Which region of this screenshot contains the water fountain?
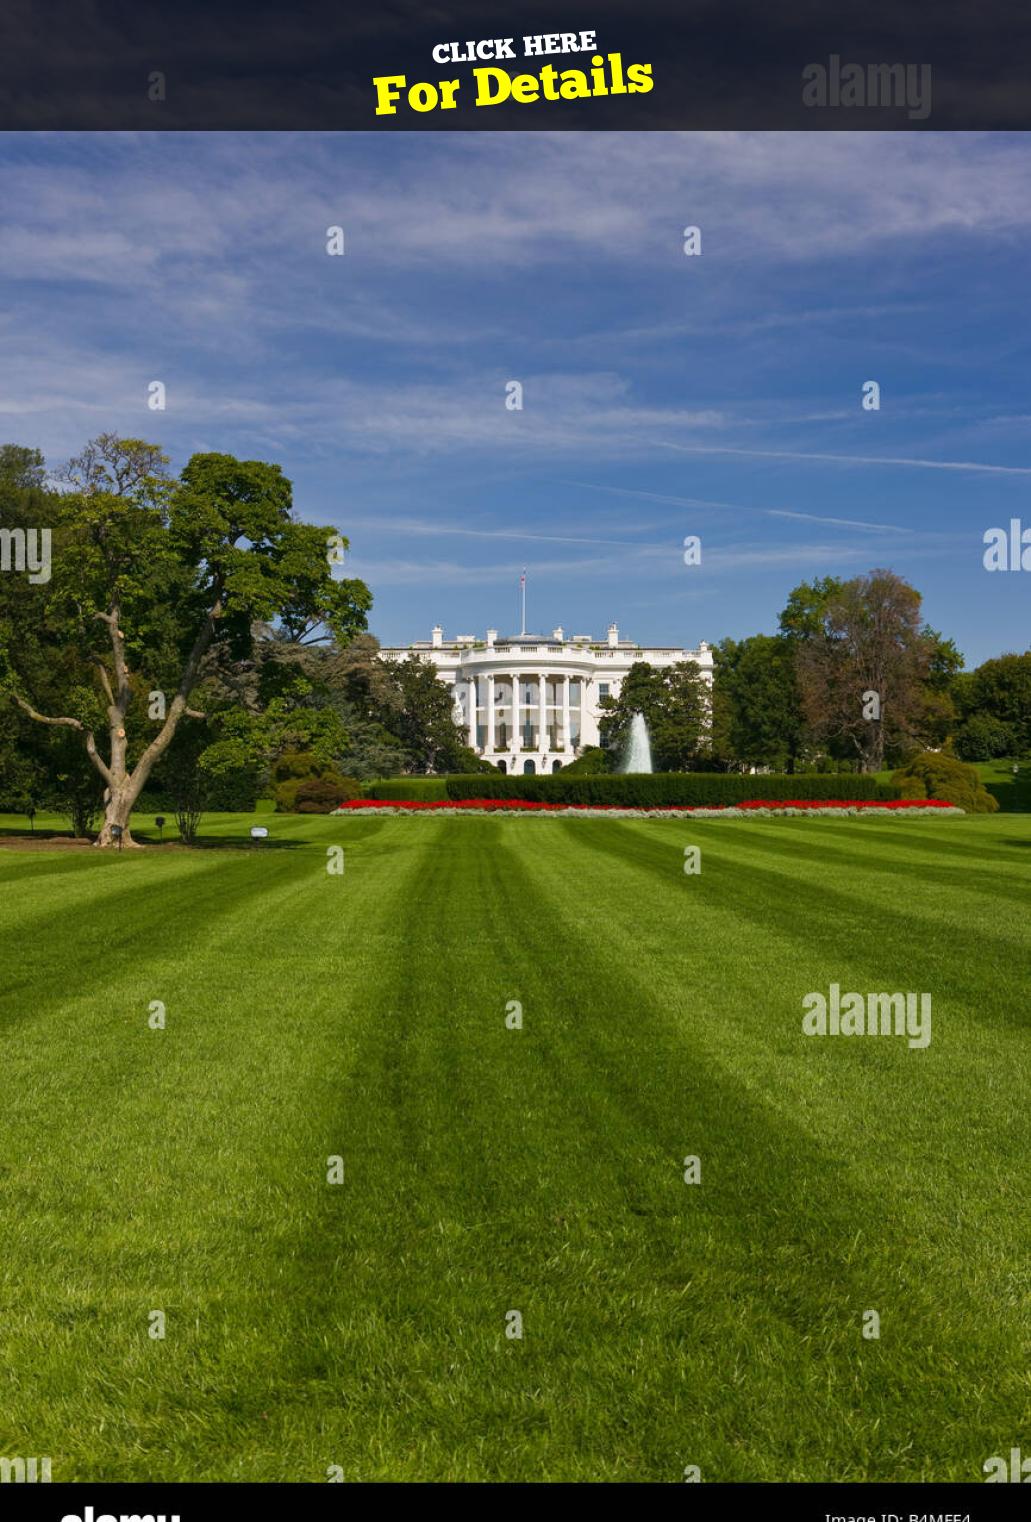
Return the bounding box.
[620,711,653,773]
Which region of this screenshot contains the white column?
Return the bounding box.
[467,674,477,749]
[538,672,547,753]
[486,673,496,752]
[582,680,598,747]
[513,672,521,752]
[562,674,571,751]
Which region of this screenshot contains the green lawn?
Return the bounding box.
[0,809,1027,1482]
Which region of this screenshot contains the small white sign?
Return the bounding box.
[250,826,269,839]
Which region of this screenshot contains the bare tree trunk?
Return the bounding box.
[94,767,153,846]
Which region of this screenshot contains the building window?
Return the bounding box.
[599,682,610,698]
[523,759,536,775]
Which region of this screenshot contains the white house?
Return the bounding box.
[377,622,713,774]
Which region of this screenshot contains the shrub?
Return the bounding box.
[443,772,898,807]
[273,749,322,782]
[291,775,362,814]
[273,749,334,811]
[451,746,499,775]
[890,751,998,813]
[560,746,613,776]
[363,777,449,801]
[273,750,366,811]
[274,776,307,812]
[953,714,1016,762]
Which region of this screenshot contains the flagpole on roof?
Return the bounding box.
[520,567,527,637]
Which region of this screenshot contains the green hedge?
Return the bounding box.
[443,772,899,806]
[363,777,449,801]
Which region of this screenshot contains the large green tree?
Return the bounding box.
[0,435,371,845]
[790,569,934,772]
[711,634,803,772]
[383,655,484,774]
[955,651,1031,758]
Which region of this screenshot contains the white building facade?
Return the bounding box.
[378,622,713,774]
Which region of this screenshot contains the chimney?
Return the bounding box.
[552,626,564,641]
[431,625,443,648]
[486,627,497,648]
[607,622,619,648]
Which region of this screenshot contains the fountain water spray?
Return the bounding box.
[620,711,653,773]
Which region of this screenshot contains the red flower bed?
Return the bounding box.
[334,798,955,813]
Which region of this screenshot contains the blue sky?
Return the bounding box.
[1,131,1029,666]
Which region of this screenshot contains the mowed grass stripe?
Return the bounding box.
[551,817,1028,1195]
[706,816,1031,913]
[707,815,1031,918]
[0,820,440,1480]
[564,816,1028,1030]
[499,818,1028,1479]
[0,852,270,1029]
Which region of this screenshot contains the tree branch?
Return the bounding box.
[11,693,113,786]
[12,694,83,731]
[93,608,129,705]
[95,661,114,705]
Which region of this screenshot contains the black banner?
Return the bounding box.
[2,1481,1031,1515]
[1,0,1030,130]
